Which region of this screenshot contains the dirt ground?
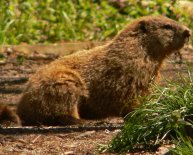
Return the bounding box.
[0,42,192,154]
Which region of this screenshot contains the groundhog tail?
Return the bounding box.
[0,104,21,127]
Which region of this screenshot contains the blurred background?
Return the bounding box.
[0,0,192,45]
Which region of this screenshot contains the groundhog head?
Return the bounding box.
[116,16,191,60]
[142,17,189,46]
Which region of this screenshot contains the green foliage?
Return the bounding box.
[103,70,193,153]
[171,132,193,155]
[0,0,192,44]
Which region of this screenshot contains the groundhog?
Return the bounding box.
[0,104,21,127]
[15,16,190,126]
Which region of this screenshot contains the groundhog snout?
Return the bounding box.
[182,28,191,38]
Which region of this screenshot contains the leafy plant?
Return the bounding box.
[0,0,192,44]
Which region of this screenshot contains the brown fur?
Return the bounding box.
[0,104,21,127]
[16,16,190,126]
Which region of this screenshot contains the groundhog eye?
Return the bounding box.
[163,24,173,30]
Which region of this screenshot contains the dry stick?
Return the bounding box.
[32,135,42,143]
[0,125,123,135]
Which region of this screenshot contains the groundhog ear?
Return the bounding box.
[139,20,147,33]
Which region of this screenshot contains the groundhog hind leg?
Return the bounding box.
[17,68,88,126]
[41,85,84,126]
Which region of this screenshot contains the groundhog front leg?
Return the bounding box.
[17,67,88,126]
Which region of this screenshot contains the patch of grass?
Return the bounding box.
[101,69,193,153]
[171,132,193,155]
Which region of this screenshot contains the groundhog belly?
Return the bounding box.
[79,89,125,119]
[78,72,139,119]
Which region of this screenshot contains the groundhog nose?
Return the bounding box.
[183,29,191,38]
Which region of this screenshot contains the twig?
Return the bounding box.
[0,125,123,135]
[32,135,41,143]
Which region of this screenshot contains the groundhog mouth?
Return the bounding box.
[185,36,190,43]
[183,28,191,43]
[177,29,191,49]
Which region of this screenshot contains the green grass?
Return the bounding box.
[0,0,192,45]
[171,132,193,155]
[101,69,193,153]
